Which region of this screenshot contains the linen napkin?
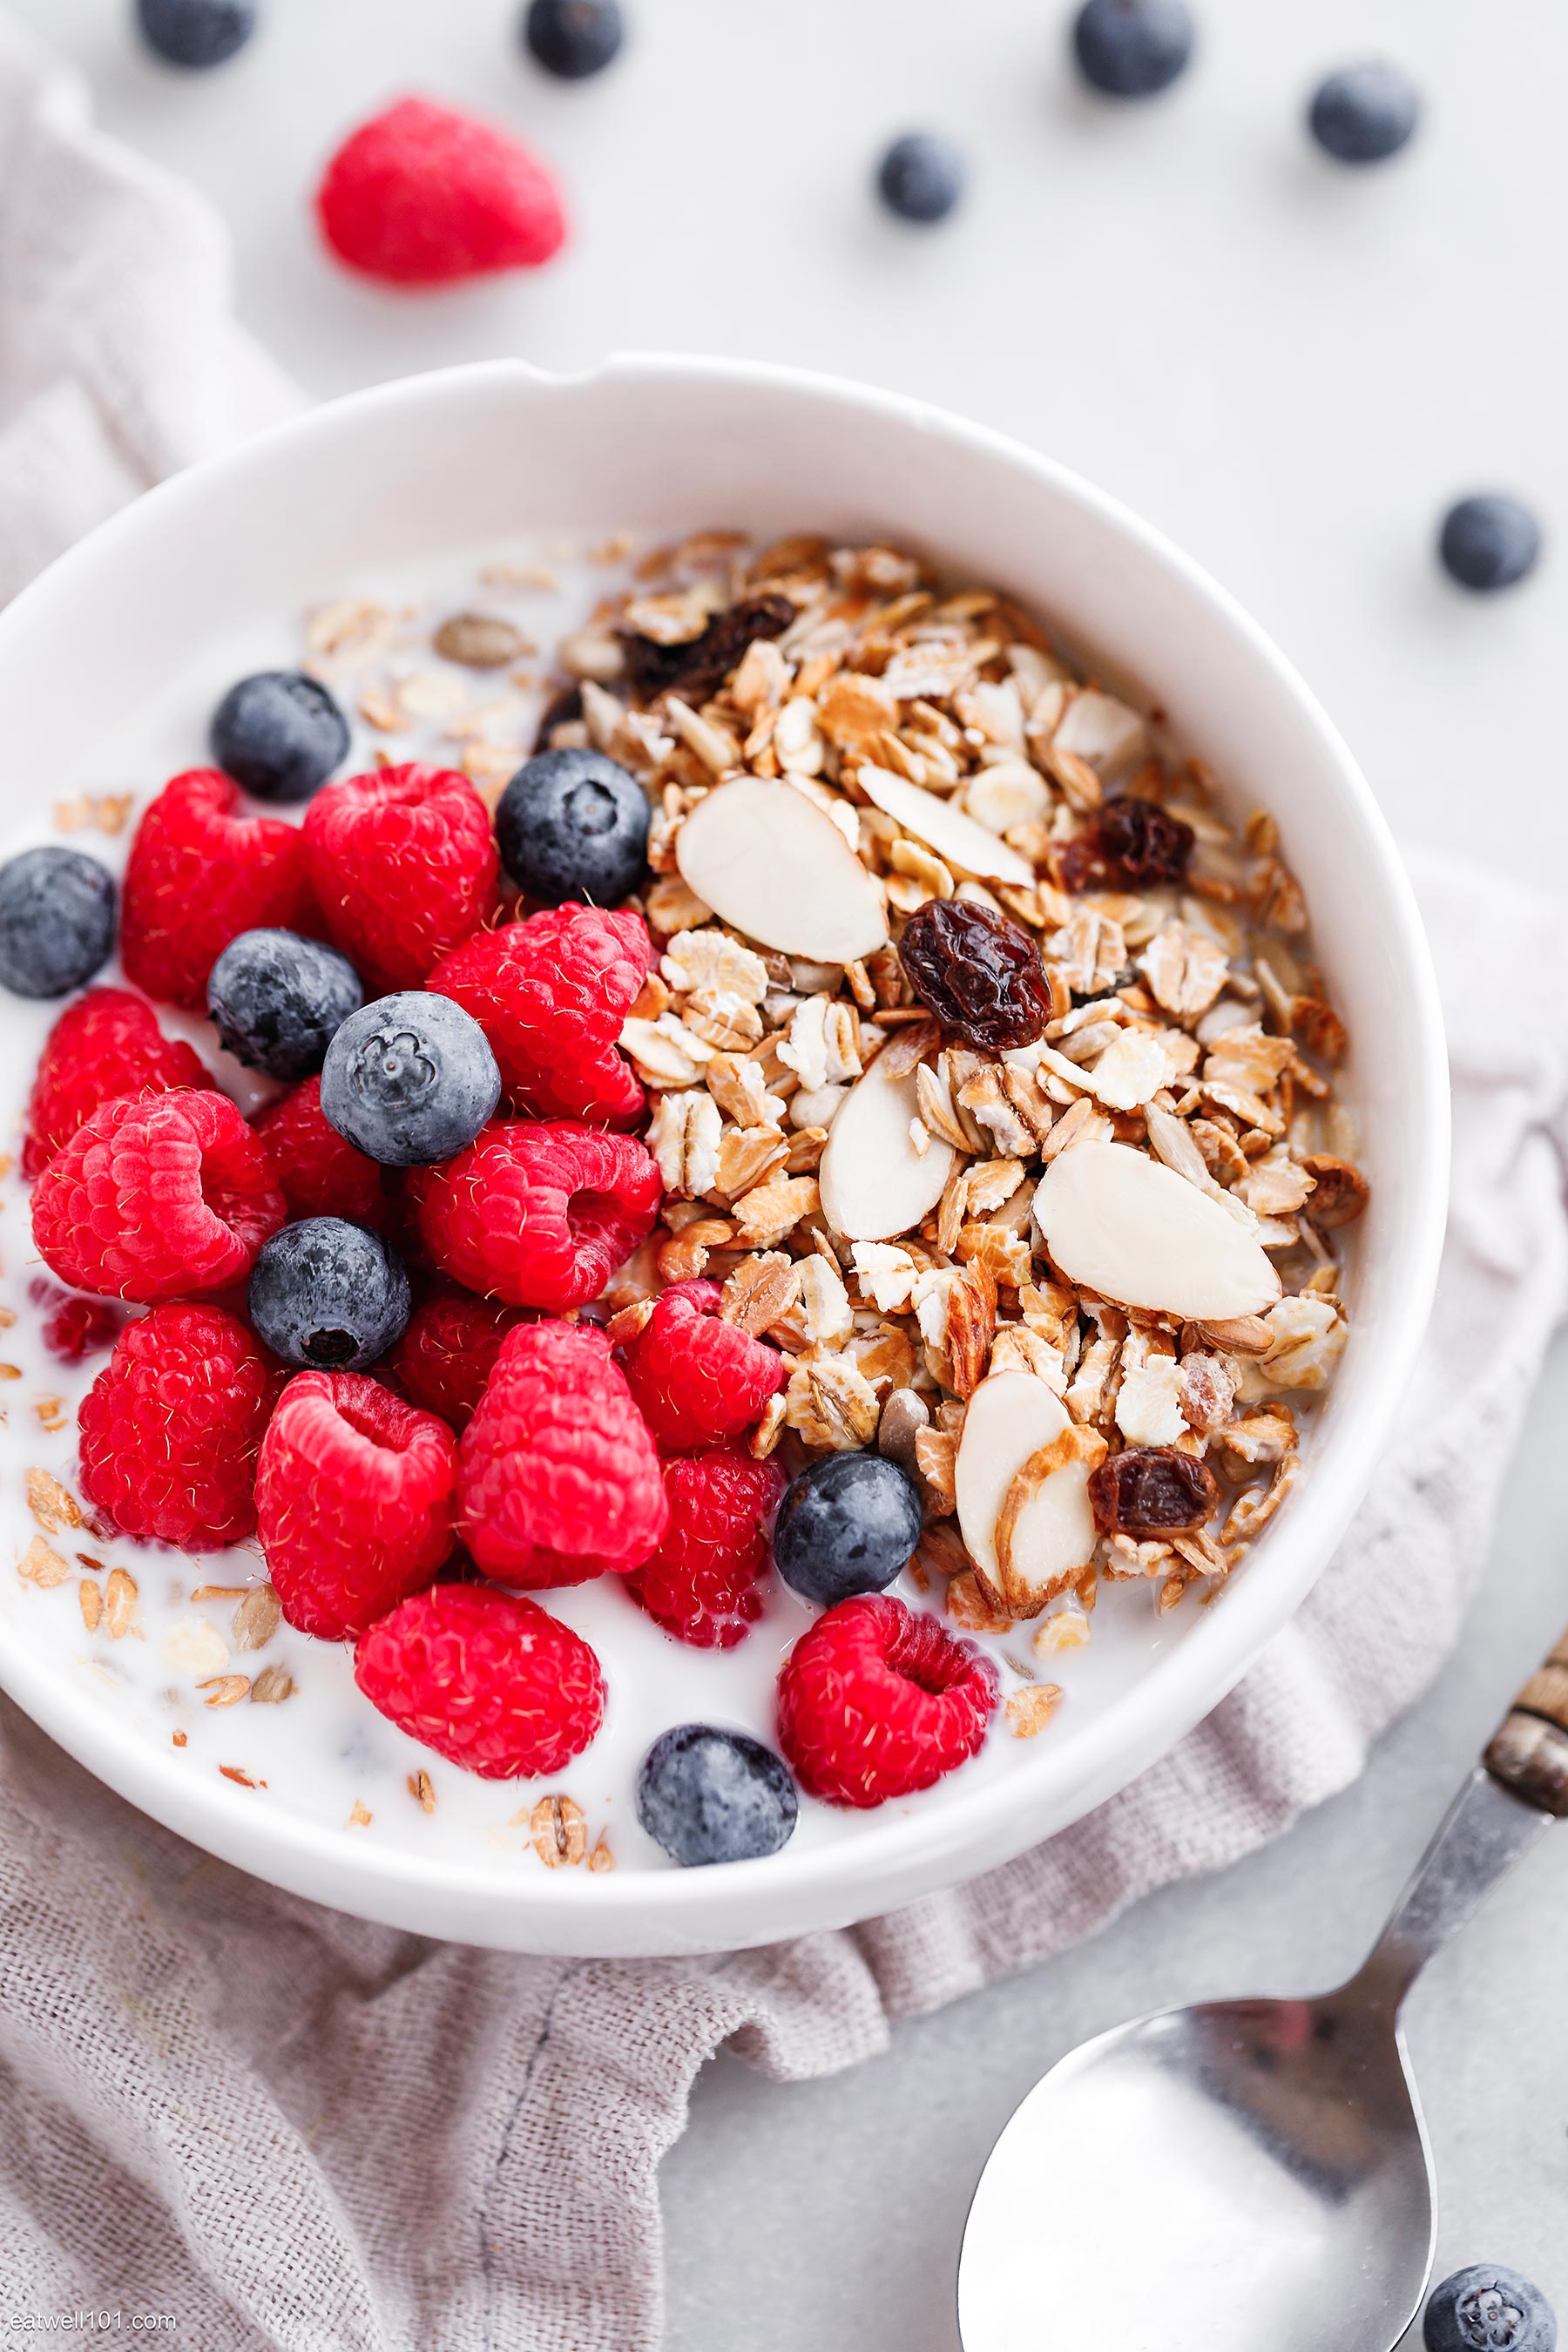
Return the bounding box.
[0,19,1565,2349]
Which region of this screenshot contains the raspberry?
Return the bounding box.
[252,1077,386,1225]
[355,1583,604,1780]
[303,762,498,993]
[385,1285,530,1429]
[625,1448,787,1648]
[417,1119,660,1312]
[78,1303,285,1550]
[458,1320,666,1587]
[23,987,211,1179]
[121,769,317,1010]
[28,1279,123,1363]
[428,903,652,1126]
[256,1370,458,1640]
[618,1278,785,1452]
[775,1594,999,1808]
[31,1089,286,1302]
[316,97,566,287]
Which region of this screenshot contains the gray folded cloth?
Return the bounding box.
[1,20,1561,2348]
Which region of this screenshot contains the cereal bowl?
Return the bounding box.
[0,356,1447,1956]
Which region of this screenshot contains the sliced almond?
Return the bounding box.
[675,776,887,963]
[1033,1140,1281,1320]
[956,1369,1084,1600]
[1052,689,1147,775]
[992,1426,1105,1617]
[819,1051,955,1242]
[856,765,1034,888]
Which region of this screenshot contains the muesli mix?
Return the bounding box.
[1,529,1365,1870]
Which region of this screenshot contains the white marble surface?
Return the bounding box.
[12,0,1568,2341]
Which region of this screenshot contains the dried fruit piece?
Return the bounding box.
[674,777,888,963]
[818,1047,955,1242]
[899,899,1051,1052]
[620,593,794,706]
[1097,796,1194,887]
[1033,1139,1281,1320]
[1089,1445,1219,1537]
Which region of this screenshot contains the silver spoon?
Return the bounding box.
[958,1627,1568,2352]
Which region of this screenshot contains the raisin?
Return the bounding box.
[620,593,795,706]
[1097,796,1194,888]
[531,680,584,752]
[897,899,1052,1052]
[1089,1446,1219,1538]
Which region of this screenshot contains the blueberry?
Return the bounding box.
[0,848,116,1000]
[774,1451,923,1608]
[1308,62,1421,166]
[1423,2266,1557,2352]
[1439,497,1542,593]
[206,929,362,1082]
[1071,0,1194,98]
[876,132,966,225]
[496,747,650,907]
[210,671,349,805]
[636,1726,799,1867]
[136,0,257,68]
[524,0,623,79]
[248,1218,410,1371]
[320,992,500,1167]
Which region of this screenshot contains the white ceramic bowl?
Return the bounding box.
[0,356,1448,1956]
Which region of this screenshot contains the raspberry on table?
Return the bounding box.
[31,1089,286,1302]
[775,1594,999,1808]
[252,1077,387,1226]
[0,847,117,1001]
[29,1279,123,1363]
[302,762,498,994]
[79,1303,285,1550]
[625,1447,787,1648]
[458,1319,667,1587]
[256,1370,458,1640]
[429,902,652,1126]
[417,1119,660,1312]
[618,1278,786,1452]
[23,986,212,1179]
[385,1286,530,1430]
[121,768,318,1010]
[315,98,567,287]
[355,1582,605,1780]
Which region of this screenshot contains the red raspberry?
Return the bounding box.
[24,987,212,1180]
[429,904,652,1126]
[316,97,566,287]
[31,1089,286,1302]
[776,1595,999,1809]
[256,1371,458,1640]
[458,1320,666,1588]
[252,1077,385,1225]
[78,1304,285,1550]
[121,769,317,1010]
[385,1285,530,1430]
[625,1448,787,1648]
[417,1119,660,1312]
[618,1278,785,1452]
[303,762,498,993]
[28,1279,123,1363]
[355,1583,603,1780]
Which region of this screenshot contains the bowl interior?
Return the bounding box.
[0,358,1448,1954]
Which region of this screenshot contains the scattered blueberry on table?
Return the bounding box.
[1438,496,1542,592]
[524,0,625,80]
[774,1452,925,1607]
[1423,2265,1557,2352]
[136,0,256,68]
[210,670,350,804]
[248,1216,411,1371]
[636,1726,800,1867]
[1071,0,1194,98]
[0,846,116,999]
[876,132,967,225]
[496,746,651,906]
[1308,61,1421,165]
[207,929,363,1081]
[320,992,501,1166]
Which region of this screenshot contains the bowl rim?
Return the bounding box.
[0,351,1450,1945]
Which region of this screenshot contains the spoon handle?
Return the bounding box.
[1484,1629,1568,1817]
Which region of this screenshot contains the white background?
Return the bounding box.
[12,1,1568,2344]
